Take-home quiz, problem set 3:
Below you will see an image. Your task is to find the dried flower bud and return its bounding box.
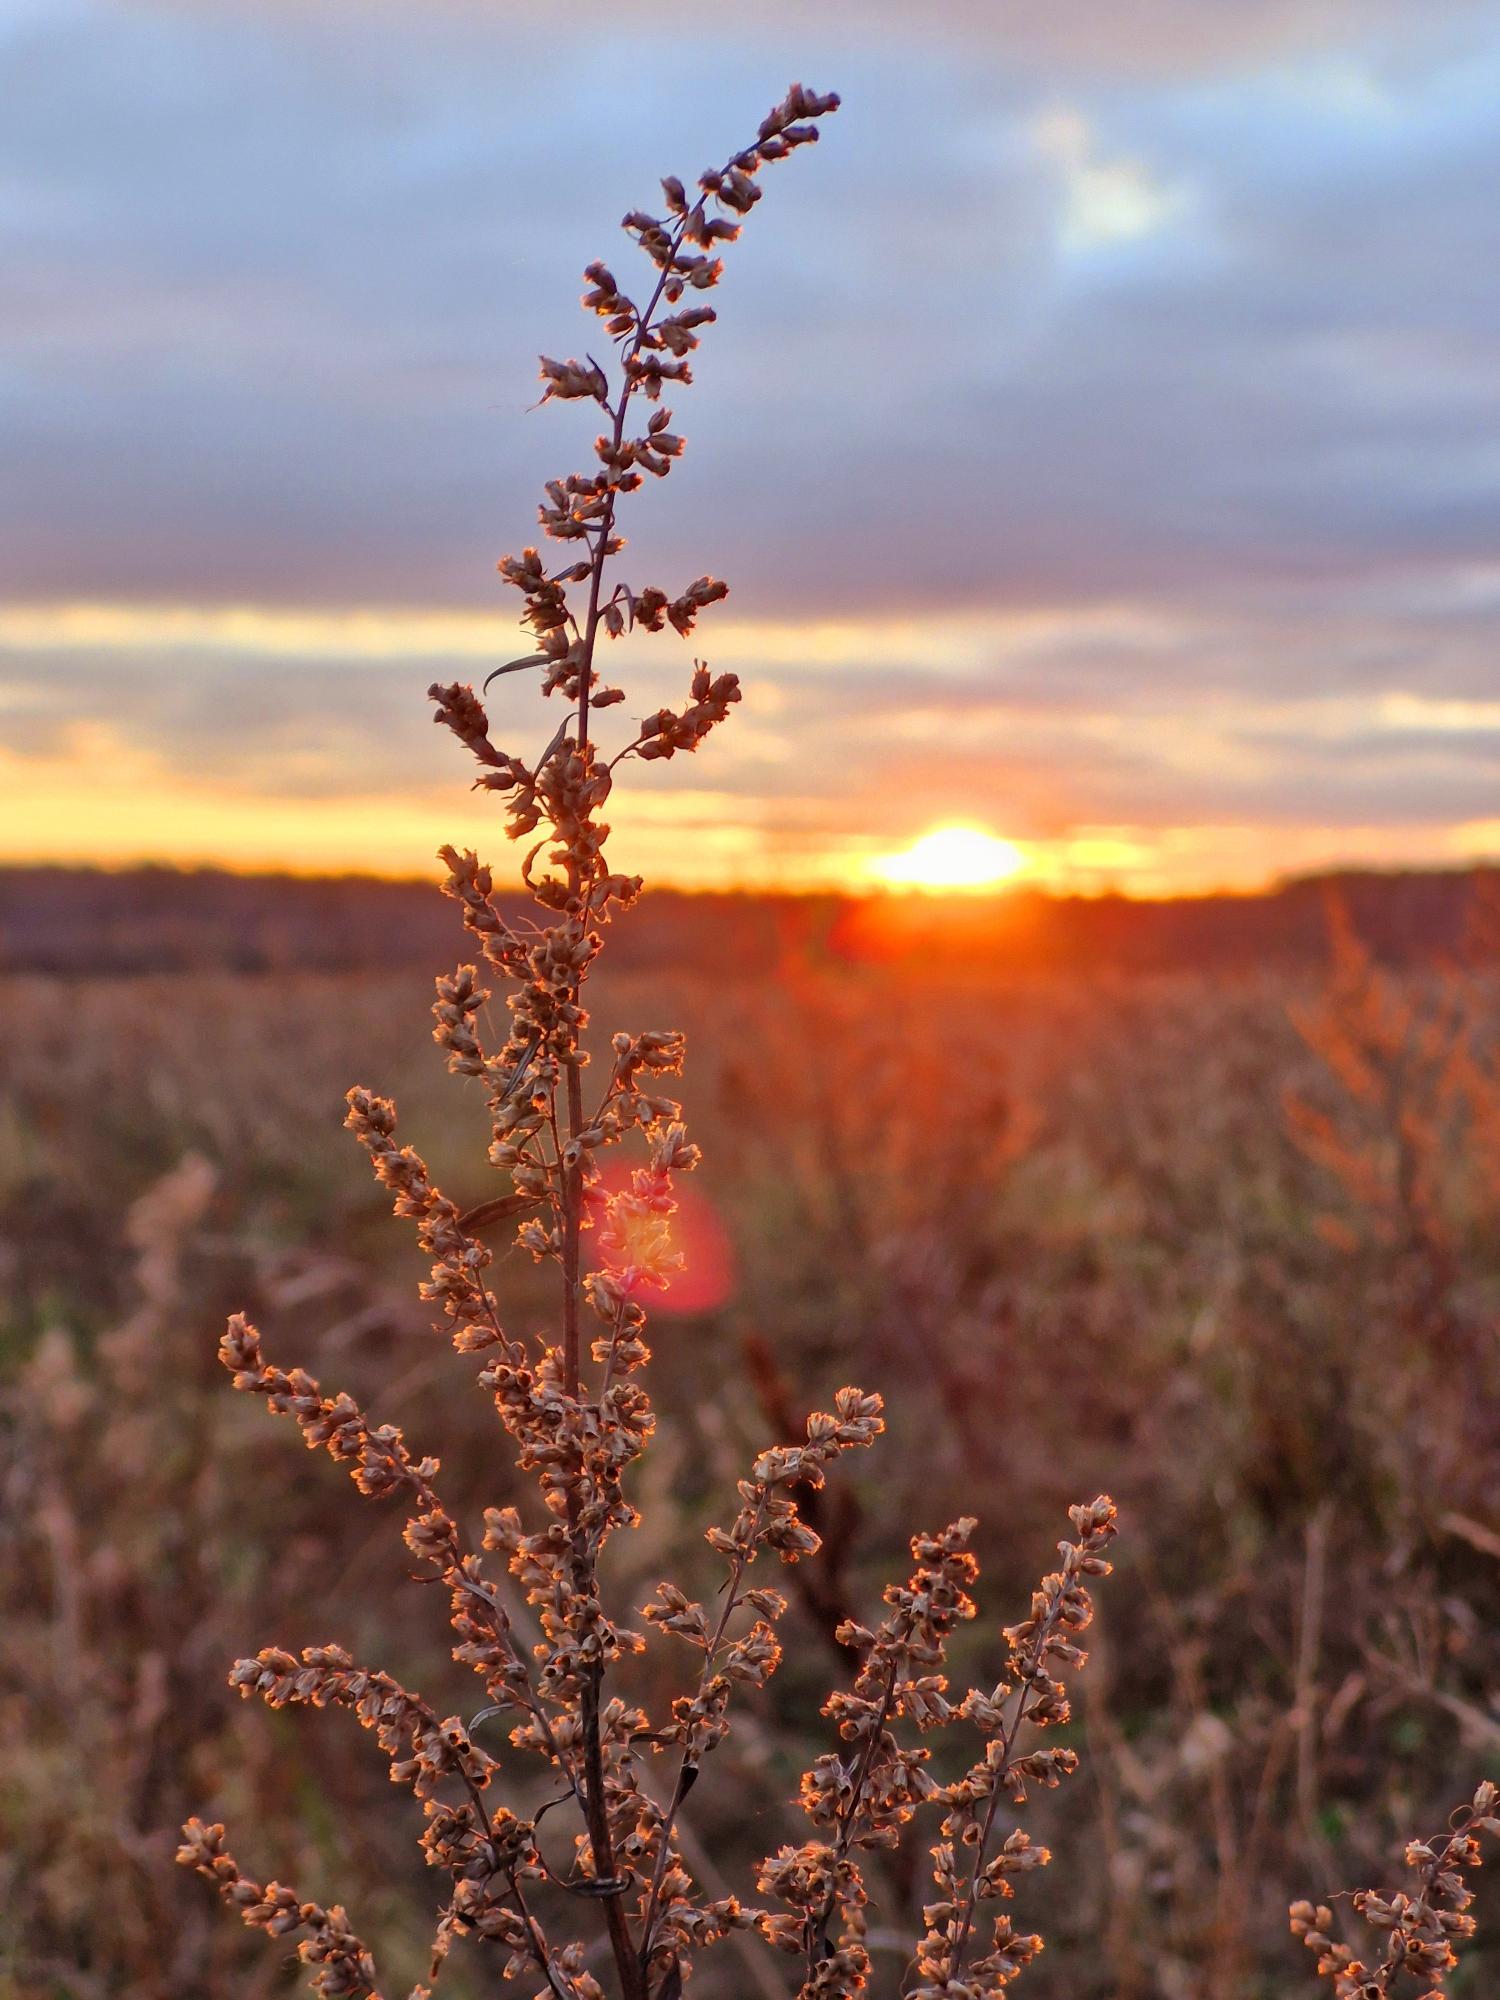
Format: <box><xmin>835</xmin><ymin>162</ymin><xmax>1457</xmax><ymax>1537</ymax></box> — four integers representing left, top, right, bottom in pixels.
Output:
<box><xmin>538</xmin><ymin>354</ymin><xmax>608</xmax><ymax>403</ymax></box>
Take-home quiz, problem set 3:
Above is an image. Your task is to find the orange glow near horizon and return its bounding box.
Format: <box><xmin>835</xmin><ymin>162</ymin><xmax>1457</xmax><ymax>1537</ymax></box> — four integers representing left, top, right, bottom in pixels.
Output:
<box><xmin>5</xmin><ymin>598</ymin><xmax>1500</xmax><ymax>897</ymax></box>
<box><xmin>869</xmin><ymin>824</ymin><xmax>1029</xmax><ymax>894</ymax></box>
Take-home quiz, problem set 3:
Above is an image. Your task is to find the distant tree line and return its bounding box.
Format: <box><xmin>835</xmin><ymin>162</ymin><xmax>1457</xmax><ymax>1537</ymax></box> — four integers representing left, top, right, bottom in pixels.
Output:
<box><xmin>0</xmin><ymin>863</ymin><xmax>1495</xmax><ymax>978</ymax></box>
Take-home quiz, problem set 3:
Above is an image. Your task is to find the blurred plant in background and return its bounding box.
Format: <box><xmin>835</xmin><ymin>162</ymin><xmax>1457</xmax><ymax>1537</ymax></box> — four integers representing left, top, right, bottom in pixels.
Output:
<box><xmin>5</xmin><ymin>912</ymin><xmax>1500</xmax><ymax>1995</ymax></box>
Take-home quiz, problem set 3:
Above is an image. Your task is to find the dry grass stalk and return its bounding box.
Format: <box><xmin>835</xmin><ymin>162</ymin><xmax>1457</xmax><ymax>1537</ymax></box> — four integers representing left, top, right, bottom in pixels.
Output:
<box><xmin>1292</xmin><ymin>1781</ymin><xmax>1500</xmax><ymax>1996</ymax></box>
<box><xmin>176</xmin><ymin>84</ymin><xmax>1121</xmax><ymax>2000</ymax></box>
<box><xmin>165</xmin><ymin>82</ymin><xmax>1500</xmax><ymax>2000</ymax></box>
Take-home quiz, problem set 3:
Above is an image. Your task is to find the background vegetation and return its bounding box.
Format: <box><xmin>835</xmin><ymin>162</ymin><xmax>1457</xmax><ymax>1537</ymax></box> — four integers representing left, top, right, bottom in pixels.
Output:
<box><xmin>5</xmin><ymin>870</ymin><xmax>1500</xmax><ymax>1998</ymax></box>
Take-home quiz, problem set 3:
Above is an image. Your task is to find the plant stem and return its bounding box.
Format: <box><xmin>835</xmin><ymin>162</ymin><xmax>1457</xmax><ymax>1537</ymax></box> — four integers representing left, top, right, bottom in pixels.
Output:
<box><xmin>510</xmin><ymin>1868</ymin><xmax>576</xmax><ymax>2000</ymax></box>
<box><xmin>556</xmin><ymin>1032</ymin><xmax>641</xmax><ymax>2000</ymax></box>
<box><xmin>638</xmin><ymin>1521</ymin><xmax>765</xmax><ymax>1968</ymax></box>
<box><xmin>574</xmin><ymin>208</ymin><xmax>696</xmax><ymax>749</ymax></box>
<box><xmin>562</xmin><ymin>1056</ymin><xmax>585</xmax><ymax>1397</ymax></box>
<box><xmin>945</xmin><ymin>1599</ymin><xmax>1070</xmax><ymax>1988</ymax></box>
<box><xmin>806</xmin><ymin>1645</ymin><xmax>906</xmax><ymax>1979</ymax></box>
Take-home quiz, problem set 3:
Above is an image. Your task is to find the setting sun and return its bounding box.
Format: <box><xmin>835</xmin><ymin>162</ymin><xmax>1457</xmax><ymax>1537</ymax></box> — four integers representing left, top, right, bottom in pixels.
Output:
<box><xmin>870</xmin><ymin>822</ymin><xmax>1029</xmax><ymax>893</ymax></box>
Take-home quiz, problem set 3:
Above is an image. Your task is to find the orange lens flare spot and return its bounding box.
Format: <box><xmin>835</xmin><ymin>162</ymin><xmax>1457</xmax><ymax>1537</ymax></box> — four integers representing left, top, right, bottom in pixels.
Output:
<box><xmin>594</xmin><ymin>1164</ymin><xmax>736</xmax><ymax>1316</ymax></box>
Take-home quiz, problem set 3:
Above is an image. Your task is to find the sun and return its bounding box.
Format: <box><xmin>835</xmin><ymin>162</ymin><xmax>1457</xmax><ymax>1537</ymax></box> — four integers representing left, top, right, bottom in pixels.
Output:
<box><xmin>870</xmin><ymin>823</ymin><xmax>1028</xmax><ymax>893</ymax></box>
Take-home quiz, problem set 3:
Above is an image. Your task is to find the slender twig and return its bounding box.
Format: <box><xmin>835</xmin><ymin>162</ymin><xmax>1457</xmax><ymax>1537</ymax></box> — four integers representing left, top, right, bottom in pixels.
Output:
<box><xmin>510</xmin><ymin>1867</ymin><xmax>578</xmax><ymax>2000</ymax></box>
<box><xmin>638</xmin><ymin>1505</ymin><xmax>770</xmax><ymax>1965</ymax></box>
<box><xmin>574</xmin><ymin>207</ymin><xmax>698</xmax><ymax>749</ymax></box>
<box><xmin>944</xmin><ymin>1599</ymin><xmax>1070</xmax><ymax>1986</ymax></box>
<box><xmin>807</xmin><ymin>1654</ymin><xmax>905</xmax><ymax>1976</ymax></box>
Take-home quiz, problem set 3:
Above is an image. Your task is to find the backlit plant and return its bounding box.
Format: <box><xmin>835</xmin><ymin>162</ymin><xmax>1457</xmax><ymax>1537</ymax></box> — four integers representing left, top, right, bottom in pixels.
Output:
<box><xmin>173</xmin><ymin>81</ymin><xmax>1492</xmax><ymax>2000</ymax></box>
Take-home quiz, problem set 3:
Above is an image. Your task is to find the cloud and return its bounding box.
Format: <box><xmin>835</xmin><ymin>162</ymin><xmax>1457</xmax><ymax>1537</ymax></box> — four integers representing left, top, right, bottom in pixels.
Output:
<box><xmin>1031</xmin><ymin>107</ymin><xmax>1189</xmax><ymax>250</ymax></box>
<box><xmin>2</xmin><ymin>1</ymin><xmax>1500</xmax><ymax>885</ymax></box>
<box><xmin>4</xmin><ymin>587</ymin><xmax>1499</xmax><ymax>865</ymax></box>
<box><xmin>3</xmin><ymin>3</ymin><xmax>1496</xmax><ymax>605</ymax></box>
<box><xmin>126</xmin><ymin>0</ymin><xmax>1495</xmax><ymax>82</ymax></box>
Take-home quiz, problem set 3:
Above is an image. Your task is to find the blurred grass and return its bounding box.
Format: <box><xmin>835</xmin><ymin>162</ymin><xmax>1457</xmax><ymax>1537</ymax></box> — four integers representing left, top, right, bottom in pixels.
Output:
<box><xmin>4</xmin><ymin>946</ymin><xmax>1500</xmax><ymax>1998</ymax></box>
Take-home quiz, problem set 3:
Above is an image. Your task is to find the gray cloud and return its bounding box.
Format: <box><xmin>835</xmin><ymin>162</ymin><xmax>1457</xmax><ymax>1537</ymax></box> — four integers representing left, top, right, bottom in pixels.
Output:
<box><xmin>2</xmin><ymin>0</ymin><xmax>1499</xmax><ymax>871</ymax></box>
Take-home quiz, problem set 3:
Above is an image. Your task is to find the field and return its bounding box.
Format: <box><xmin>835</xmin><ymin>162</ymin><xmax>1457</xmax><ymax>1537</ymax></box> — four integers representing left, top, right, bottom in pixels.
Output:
<box><xmin>5</xmin><ymin>886</ymin><xmax>1500</xmax><ymax>1999</ymax></box>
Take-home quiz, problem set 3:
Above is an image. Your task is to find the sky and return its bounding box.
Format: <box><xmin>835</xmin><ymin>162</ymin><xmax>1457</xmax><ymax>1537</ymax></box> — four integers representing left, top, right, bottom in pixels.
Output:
<box><xmin>2</xmin><ymin>0</ymin><xmax>1499</xmax><ymax>895</ymax></box>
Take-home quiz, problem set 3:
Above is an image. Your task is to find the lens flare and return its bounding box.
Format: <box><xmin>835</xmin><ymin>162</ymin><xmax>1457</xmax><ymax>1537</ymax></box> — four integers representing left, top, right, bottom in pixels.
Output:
<box><xmin>593</xmin><ymin>1163</ymin><xmax>736</xmax><ymax>1316</ymax></box>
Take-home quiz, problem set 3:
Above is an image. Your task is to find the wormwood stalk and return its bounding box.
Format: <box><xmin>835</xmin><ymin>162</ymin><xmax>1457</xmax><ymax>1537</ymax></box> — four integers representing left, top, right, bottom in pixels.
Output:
<box><xmin>180</xmin><ymin>78</ymin><xmax>1121</xmax><ymax>2000</ymax></box>
<box><xmin>1292</xmin><ymin>1782</ymin><xmax>1500</xmax><ymax>1997</ymax></box>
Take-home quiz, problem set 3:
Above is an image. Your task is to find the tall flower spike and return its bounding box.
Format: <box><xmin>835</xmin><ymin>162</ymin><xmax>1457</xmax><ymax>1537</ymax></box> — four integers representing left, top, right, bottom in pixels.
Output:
<box><xmin>184</xmin><ymin>83</ymin><xmax>848</xmax><ymax>2000</ymax></box>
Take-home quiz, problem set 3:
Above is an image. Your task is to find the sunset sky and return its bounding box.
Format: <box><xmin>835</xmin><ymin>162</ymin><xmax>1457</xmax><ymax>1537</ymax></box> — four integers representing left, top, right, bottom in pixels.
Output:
<box><xmin>4</xmin><ymin>0</ymin><xmax>1499</xmax><ymax>894</ymax></box>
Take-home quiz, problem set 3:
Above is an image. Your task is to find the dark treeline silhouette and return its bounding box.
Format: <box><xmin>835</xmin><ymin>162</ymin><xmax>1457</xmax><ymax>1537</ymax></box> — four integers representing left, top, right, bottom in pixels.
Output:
<box><xmin>0</xmin><ymin>862</ymin><xmax>1495</xmax><ymax>978</ymax></box>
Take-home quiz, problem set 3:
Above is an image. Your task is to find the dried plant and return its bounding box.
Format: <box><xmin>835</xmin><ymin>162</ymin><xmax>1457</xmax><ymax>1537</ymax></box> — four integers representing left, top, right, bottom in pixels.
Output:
<box><xmin>1283</xmin><ymin>892</ymin><xmax>1500</xmax><ymax>1511</ymax></box>
<box><xmin>1291</xmin><ymin>1781</ymin><xmax>1500</xmax><ymax>1996</ymax></box>
<box><xmin>175</xmin><ymin>84</ymin><xmax>1121</xmax><ymax>2000</ymax></box>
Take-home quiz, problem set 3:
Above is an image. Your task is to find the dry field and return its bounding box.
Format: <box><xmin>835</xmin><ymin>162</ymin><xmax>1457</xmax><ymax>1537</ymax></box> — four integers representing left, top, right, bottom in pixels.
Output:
<box><xmin>4</xmin><ymin>916</ymin><xmax>1500</xmax><ymax>1999</ymax></box>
